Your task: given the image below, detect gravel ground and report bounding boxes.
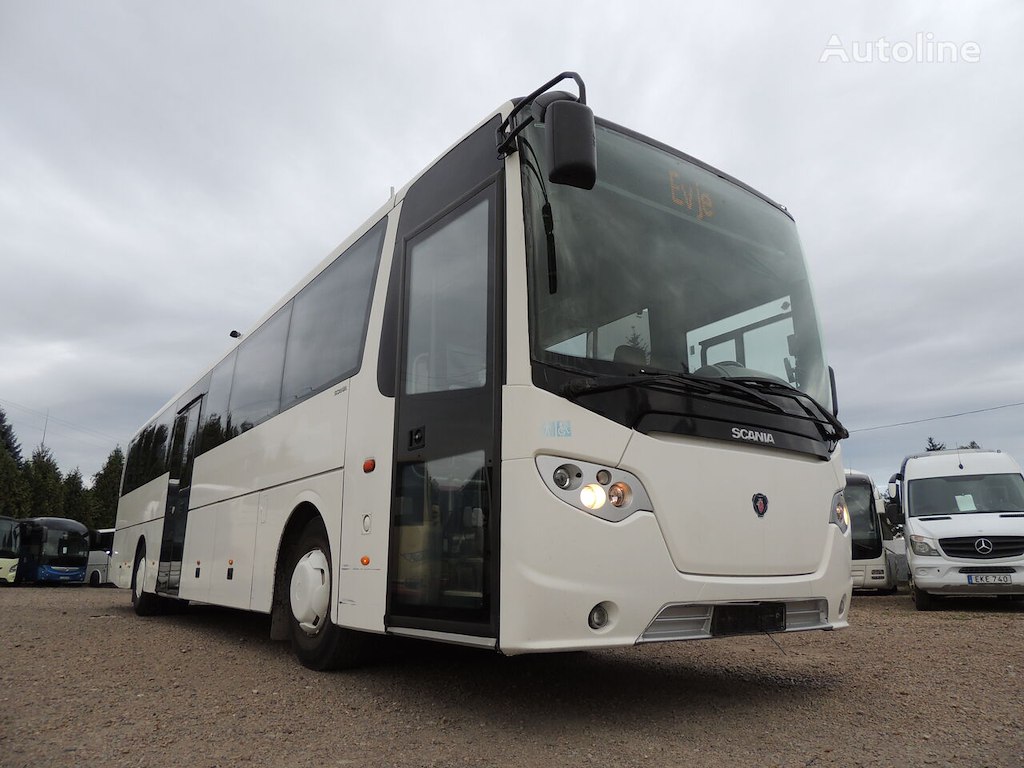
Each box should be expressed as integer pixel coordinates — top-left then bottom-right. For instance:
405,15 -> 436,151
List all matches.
2,586 -> 1022,768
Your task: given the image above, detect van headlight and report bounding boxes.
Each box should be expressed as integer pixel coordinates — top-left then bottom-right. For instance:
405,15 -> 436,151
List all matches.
909,535 -> 941,557
830,491 -> 849,534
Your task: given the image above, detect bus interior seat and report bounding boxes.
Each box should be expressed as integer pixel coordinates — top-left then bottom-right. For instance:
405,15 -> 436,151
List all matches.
614,345 -> 646,367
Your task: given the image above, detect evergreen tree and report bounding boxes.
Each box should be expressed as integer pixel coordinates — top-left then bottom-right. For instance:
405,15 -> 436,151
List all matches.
63,468 -> 95,527
925,437 -> 946,452
90,446 -> 124,529
0,406 -> 22,466
0,447 -> 29,517
23,445 -> 64,518
959,441 -> 982,449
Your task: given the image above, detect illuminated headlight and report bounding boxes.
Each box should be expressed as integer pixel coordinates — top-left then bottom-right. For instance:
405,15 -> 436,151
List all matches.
580,484 -> 607,510
536,455 -> 653,523
909,535 -> 941,557
829,491 -> 849,533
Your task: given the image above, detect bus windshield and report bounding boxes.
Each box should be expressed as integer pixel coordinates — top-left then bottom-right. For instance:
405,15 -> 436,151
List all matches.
0,517 -> 18,559
908,473 -> 1024,517
521,121 -> 831,410
41,527 -> 90,565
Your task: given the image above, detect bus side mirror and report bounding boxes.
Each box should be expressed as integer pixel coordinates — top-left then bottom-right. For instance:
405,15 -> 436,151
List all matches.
884,497 -> 904,526
545,99 -> 597,190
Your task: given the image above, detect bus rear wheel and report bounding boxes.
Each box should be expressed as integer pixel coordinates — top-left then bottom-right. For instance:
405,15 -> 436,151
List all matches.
287,518 -> 369,670
131,548 -> 163,616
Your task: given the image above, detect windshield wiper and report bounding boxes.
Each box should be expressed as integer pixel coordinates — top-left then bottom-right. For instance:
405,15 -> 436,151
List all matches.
560,370 -> 788,414
721,376 -> 849,440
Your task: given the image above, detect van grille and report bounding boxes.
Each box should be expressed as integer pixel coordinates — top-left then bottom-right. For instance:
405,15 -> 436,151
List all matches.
939,536 -> 1024,559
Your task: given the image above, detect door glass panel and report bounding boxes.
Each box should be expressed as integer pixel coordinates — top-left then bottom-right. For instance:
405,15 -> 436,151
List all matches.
392,451 -> 488,614
404,199 -> 490,394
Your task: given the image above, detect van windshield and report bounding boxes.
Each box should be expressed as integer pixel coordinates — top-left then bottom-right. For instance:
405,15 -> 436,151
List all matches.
846,480 -> 883,559
907,473 -> 1024,517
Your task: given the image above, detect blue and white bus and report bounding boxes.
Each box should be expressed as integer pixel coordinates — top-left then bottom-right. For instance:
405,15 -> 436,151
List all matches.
16,517 -> 89,584
113,72 -> 852,669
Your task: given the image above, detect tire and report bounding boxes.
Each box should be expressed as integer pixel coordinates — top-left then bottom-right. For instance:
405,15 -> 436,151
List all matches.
89,570 -> 101,587
286,518 -> 370,670
912,582 -> 937,611
131,547 -> 163,616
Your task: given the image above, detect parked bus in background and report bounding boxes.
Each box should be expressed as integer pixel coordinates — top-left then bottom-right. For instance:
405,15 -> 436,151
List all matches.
16,517 -> 89,584
845,470 -> 896,593
87,528 -> 115,586
888,449 -> 1024,610
0,516 -> 19,584
113,72 -> 852,670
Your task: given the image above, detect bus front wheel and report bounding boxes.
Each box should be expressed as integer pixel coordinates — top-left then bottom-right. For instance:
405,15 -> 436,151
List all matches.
287,518 -> 369,670
131,548 -> 163,616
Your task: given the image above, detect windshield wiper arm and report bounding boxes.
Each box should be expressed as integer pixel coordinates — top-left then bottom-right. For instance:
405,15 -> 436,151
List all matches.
560,370 -> 788,414
724,377 -> 849,440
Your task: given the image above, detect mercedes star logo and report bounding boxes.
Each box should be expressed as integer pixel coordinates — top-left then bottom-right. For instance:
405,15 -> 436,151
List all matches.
974,538 -> 994,555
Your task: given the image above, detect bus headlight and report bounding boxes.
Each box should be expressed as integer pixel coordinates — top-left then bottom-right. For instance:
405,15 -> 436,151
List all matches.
909,535 -> 941,557
580,483 -> 607,510
536,455 -> 653,523
830,491 -> 849,534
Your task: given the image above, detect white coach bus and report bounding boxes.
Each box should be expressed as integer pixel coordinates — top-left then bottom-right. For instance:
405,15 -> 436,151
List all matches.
112,72 -> 852,669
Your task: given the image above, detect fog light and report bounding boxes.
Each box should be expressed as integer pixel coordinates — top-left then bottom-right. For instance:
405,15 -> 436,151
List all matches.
580,484 -> 607,510
608,482 -> 632,508
588,603 -> 609,629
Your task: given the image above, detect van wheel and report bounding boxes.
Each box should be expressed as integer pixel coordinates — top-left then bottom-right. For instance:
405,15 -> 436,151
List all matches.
89,570 -> 101,587
287,518 -> 370,670
131,548 -> 163,616
912,583 -> 936,611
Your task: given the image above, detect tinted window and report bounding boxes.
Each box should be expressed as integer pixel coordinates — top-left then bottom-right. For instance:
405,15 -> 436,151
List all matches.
405,197 -> 490,394
228,304 -> 291,433
282,221 -> 385,406
198,350 -> 236,454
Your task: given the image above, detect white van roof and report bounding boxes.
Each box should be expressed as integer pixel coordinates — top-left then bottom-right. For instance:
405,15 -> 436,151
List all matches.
899,449 -> 1022,481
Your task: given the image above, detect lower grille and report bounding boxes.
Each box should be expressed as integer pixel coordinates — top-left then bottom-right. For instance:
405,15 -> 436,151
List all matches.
639,598 -> 828,643
958,566 -> 1016,574
940,536 -> 1024,559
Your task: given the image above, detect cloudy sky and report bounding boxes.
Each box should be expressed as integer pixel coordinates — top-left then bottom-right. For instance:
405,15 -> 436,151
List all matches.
2,1 -> 1021,489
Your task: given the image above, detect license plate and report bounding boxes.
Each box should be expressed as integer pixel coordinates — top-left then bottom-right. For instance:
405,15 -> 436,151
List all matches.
967,574 -> 1012,584
711,603 -> 786,636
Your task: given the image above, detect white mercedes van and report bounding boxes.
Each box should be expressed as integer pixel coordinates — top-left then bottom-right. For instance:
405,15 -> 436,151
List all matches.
888,449 -> 1024,610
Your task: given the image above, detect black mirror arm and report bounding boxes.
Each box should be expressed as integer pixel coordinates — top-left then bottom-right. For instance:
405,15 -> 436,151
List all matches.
497,71 -> 587,157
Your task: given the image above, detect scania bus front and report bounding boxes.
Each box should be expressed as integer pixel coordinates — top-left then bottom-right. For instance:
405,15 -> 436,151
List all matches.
499,79 -> 851,652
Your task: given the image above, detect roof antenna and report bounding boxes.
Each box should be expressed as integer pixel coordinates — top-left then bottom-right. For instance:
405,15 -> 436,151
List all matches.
956,443 -> 964,470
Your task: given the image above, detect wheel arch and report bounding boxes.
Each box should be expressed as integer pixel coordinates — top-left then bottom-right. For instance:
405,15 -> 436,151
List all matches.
270,501 -> 325,640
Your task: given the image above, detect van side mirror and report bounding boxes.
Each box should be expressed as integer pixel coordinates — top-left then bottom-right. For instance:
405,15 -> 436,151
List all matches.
545,98 -> 597,190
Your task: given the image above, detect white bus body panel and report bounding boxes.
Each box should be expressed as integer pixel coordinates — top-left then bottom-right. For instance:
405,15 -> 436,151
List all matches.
498,386 -> 851,653
111,475 -> 169,590
903,451 -> 1024,596
334,206 -> 399,634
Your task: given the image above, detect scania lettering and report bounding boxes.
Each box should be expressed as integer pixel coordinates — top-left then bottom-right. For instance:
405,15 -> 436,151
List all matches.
732,428 -> 777,445
113,72 -> 852,669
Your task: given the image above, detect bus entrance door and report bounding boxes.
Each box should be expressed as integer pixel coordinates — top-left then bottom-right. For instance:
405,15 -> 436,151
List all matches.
157,397 -> 202,595
387,183 -> 500,638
